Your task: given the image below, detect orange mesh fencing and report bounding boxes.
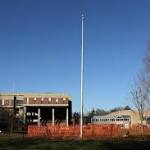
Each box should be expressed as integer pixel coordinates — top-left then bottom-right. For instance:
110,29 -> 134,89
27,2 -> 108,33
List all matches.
28,124 -> 150,139
28,124 -> 119,139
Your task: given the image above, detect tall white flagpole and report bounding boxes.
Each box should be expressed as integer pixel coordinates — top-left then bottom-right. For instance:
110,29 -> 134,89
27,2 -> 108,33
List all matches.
80,14 -> 84,139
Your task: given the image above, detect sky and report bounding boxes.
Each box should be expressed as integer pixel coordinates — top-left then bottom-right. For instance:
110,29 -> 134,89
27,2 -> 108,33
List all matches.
0,0 -> 150,112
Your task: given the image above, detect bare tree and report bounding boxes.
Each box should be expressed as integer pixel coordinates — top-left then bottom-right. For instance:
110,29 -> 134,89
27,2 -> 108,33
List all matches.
131,42 -> 150,128
143,42 -> 150,109
131,75 -> 147,126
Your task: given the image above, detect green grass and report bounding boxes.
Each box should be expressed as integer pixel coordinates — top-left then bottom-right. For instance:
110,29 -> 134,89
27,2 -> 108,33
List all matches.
0,137 -> 150,150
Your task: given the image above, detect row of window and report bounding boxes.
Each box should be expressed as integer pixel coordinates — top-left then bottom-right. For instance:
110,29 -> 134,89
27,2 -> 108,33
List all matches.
144,117 -> 150,121
26,97 -> 67,101
0,97 -> 69,106
25,97 -> 68,105
92,118 -> 130,122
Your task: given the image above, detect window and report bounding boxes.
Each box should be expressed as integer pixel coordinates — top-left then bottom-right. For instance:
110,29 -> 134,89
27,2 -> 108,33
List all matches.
16,100 -> 23,106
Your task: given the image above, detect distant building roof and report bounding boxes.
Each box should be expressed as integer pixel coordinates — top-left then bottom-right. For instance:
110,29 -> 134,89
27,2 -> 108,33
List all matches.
0,92 -> 71,99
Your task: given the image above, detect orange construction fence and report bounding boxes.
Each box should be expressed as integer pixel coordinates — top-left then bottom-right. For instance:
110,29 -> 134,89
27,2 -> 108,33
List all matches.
28,124 -> 150,139
28,124 -> 143,139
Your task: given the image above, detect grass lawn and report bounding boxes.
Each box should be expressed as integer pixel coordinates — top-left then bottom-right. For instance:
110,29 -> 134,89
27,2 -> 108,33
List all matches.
0,137 -> 150,150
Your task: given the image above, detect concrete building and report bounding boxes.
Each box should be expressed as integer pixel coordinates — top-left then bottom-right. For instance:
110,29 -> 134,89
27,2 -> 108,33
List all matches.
0,92 -> 72,126
91,110 -> 150,128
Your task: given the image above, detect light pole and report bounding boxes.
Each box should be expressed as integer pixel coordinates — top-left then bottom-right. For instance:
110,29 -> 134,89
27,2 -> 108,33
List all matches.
80,14 -> 84,139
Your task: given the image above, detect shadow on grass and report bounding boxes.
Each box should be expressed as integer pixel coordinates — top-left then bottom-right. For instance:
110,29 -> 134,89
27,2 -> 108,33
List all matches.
0,137 -> 150,150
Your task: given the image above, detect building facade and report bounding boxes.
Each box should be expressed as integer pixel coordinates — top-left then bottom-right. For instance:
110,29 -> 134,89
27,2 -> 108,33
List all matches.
91,110 -> 150,128
0,93 -> 72,126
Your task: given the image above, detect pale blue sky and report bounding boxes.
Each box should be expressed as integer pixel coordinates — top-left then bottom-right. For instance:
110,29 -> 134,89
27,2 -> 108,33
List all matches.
0,0 -> 149,112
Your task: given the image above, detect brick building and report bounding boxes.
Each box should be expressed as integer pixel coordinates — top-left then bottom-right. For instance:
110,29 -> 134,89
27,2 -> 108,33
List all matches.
0,92 -> 72,126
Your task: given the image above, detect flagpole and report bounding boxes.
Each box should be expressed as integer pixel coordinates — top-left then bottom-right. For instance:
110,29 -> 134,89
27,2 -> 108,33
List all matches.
80,14 -> 84,139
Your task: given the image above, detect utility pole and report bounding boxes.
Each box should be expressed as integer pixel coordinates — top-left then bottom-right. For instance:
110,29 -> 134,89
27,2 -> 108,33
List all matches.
80,14 -> 84,139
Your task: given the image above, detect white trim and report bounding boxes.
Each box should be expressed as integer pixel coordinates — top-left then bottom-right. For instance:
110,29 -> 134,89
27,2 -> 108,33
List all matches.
23,104 -> 68,107
49,98 -> 51,102
0,93 -> 71,100
66,108 -> 69,127
52,108 -> 55,126
38,108 -> 41,126
27,97 -> 29,104
2,99 -> 4,105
